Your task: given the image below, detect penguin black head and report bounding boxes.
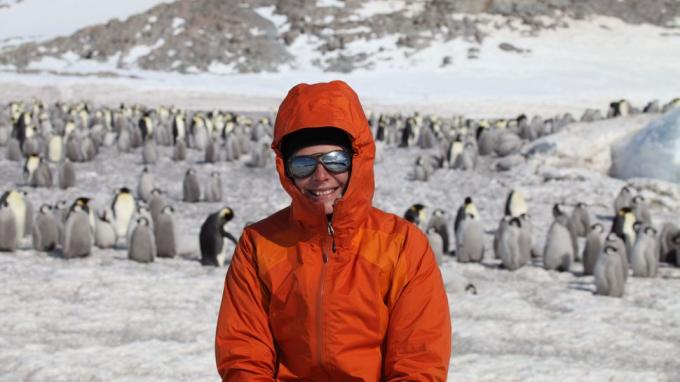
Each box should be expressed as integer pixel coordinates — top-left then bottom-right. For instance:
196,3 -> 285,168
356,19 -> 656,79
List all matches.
39,204 -> 52,213
464,197 -> 473,205
591,223 -> 604,232
604,245 -> 617,255
509,217 -> 522,228
552,204 -> 563,217
137,216 -> 150,226
161,205 -> 175,214
150,188 -> 163,196
632,195 -> 644,204
119,187 -> 131,194
219,207 -> 234,222
644,226 -> 657,236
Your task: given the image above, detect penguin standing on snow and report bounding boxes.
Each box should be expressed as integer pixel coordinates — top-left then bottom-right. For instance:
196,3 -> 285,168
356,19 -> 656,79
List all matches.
58,159 -> 76,189
0,190 -> 27,243
543,206 -> 574,272
204,171 -> 223,202
455,213 -> 484,263
63,202 -> 93,259
613,186 -> 633,214
631,225 -> 658,278
454,197 -> 479,235
111,187 -> 136,239
582,223 -> 604,275
128,216 -> 156,263
594,245 -> 625,298
95,208 -> 117,249
155,205 -> 177,258
200,207 -> 238,266
32,204 -> 59,252
570,202 -> 591,238
500,217 -> 528,270
427,208 -> 450,254
138,167 -> 154,203
183,168 -> 201,203
0,200 -> 18,251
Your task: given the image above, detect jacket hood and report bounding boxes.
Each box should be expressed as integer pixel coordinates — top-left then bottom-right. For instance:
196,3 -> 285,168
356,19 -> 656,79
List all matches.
272,80 -> 375,242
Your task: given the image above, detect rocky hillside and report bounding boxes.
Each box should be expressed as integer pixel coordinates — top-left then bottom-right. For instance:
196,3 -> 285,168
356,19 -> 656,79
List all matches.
0,0 -> 678,74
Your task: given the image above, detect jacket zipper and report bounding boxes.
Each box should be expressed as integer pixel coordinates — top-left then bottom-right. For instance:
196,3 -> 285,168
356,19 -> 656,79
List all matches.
316,220 -> 336,371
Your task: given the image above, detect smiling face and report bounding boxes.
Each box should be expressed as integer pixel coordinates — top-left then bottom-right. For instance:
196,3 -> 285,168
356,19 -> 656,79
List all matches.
291,144 -> 350,215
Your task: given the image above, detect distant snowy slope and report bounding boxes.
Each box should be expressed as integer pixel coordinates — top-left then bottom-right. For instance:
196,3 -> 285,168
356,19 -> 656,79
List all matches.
0,0 -> 176,50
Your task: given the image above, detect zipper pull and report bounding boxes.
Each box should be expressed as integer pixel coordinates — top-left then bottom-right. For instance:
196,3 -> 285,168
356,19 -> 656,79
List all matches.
327,220 -> 337,253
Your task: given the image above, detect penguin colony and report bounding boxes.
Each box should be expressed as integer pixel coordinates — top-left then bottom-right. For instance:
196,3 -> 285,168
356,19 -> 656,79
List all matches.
0,98 -> 678,296
0,100 -> 263,265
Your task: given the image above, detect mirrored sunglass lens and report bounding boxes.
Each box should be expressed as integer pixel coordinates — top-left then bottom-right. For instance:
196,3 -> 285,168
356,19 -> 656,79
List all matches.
321,151 -> 351,173
289,157 -> 317,177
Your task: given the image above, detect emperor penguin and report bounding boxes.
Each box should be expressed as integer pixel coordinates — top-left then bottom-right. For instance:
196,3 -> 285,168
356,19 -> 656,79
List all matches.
138,167 -> 154,203
172,114 -> 186,144
611,207 -> 637,259
47,134 -> 64,162
613,186 -> 633,214
142,140 -> 158,165
427,208 -> 450,254
493,215 -> 511,259
128,216 -> 156,263
223,132 -> 241,161
94,208 -> 117,249
518,213 -> 534,260
658,222 -> 679,264
111,187 -> 136,239
148,188 -> 167,225
117,126 -> 132,153
605,232 -> 629,281
200,207 -> 238,266
500,217 -> 528,270
6,138 -> 22,162
58,159 -> 76,189
68,197 -> 96,232
183,168 -> 201,203
631,195 -> 652,226
204,171 -> 223,203
23,155 -> 40,184
28,156 -> 53,188
125,204 -> 154,246
173,138 -> 187,161
0,200 -> 18,251
204,138 -> 219,163
0,190 -> 27,243
427,227 -> 444,265
32,204 -> 59,252
504,190 -> 528,218
412,156 -> 430,182
455,213 -> 484,263
454,197 -> 479,235
494,132 -> 522,157
404,203 -> 427,231
570,202 -> 591,238
138,115 -> 154,141
594,245 -> 626,298
631,225 -> 658,278
446,136 -> 464,169
553,204 -> 579,259
543,214 -> 574,272
155,205 -> 177,258
63,202 -> 93,259
582,223 -> 604,275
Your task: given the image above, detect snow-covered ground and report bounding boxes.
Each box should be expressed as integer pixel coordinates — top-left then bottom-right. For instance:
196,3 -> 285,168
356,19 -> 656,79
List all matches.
0,1 -> 679,381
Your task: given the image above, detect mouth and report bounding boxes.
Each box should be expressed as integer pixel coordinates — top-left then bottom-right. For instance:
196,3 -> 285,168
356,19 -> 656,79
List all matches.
304,187 -> 340,200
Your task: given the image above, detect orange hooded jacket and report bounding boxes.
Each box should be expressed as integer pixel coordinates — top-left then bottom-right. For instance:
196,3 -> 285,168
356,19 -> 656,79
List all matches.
215,80 -> 451,381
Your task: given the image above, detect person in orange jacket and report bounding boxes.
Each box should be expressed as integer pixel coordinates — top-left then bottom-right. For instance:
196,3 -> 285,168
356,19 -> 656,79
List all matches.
215,80 -> 451,381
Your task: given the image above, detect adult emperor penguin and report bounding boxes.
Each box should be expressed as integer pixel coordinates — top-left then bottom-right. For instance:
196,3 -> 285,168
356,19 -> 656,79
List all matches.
454,197 -> 479,235
204,171 -> 223,202
500,217 -> 528,270
611,207 -> 637,258
63,202 -> 93,259
504,189 -> 528,218
582,223 -> 604,275
138,114 -> 154,141
403,203 -> 427,231
543,212 -> 574,272
58,159 -> 76,189
0,200 -> 18,251
493,215 -> 510,260
111,187 -> 136,239
427,208 -> 450,254
172,114 -> 186,144
631,225 -> 658,278
94,208 -> 117,249
570,202 -> 591,238
155,205 -> 177,258
199,207 -> 237,266
631,195 -> 652,226
594,245 -> 626,297
138,167 -> 154,203
32,204 -> 59,252
128,216 -> 156,263
0,190 -> 27,243
183,168 -> 201,203
613,186 -> 633,214
23,155 -> 40,184
456,213 -> 484,263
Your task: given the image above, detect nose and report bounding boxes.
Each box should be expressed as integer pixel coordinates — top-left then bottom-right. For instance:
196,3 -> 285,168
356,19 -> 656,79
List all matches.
311,163 -> 330,180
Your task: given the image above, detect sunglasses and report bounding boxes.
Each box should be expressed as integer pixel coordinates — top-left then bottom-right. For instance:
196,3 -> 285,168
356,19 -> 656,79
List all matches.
287,150 -> 352,179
